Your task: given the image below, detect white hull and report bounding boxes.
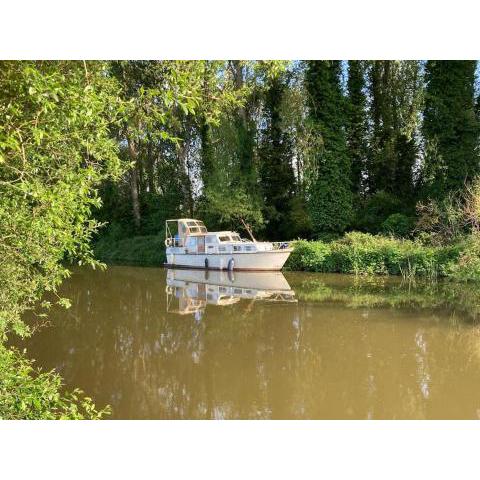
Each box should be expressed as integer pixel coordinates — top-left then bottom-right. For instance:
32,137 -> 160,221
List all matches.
166,250 -> 292,271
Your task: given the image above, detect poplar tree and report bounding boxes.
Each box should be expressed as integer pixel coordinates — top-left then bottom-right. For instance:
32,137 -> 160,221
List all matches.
346,60 -> 368,195
366,61 -> 420,205
305,60 -> 353,235
422,60 -> 480,198
258,73 -> 296,239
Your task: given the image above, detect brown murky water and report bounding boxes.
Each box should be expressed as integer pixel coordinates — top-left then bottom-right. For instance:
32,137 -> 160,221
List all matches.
19,266 -> 480,419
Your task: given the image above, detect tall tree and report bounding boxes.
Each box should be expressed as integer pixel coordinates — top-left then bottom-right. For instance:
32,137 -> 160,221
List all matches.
422,60 -> 480,198
305,60 -> 353,236
110,61 -> 202,230
347,60 -> 368,195
258,73 -> 296,239
366,61 -> 421,205
230,60 -> 256,194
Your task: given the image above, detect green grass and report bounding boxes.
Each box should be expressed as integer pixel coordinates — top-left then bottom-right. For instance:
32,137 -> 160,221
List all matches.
94,235 -> 167,266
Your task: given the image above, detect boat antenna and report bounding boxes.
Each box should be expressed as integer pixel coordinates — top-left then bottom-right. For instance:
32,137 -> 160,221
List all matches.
240,218 -> 256,242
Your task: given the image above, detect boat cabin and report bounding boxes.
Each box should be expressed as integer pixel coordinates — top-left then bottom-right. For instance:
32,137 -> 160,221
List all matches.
165,218 -> 260,254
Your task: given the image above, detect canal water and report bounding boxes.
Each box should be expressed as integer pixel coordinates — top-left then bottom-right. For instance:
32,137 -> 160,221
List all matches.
19,266 -> 480,419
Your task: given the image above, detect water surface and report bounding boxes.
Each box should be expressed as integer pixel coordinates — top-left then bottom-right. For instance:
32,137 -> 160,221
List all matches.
20,266 -> 480,419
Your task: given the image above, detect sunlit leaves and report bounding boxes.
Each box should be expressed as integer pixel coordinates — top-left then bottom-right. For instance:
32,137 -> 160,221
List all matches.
0,61 -> 125,337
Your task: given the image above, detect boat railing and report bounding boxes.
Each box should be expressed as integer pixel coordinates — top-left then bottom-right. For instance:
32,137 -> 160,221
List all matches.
165,236 -> 184,248
271,241 -> 291,250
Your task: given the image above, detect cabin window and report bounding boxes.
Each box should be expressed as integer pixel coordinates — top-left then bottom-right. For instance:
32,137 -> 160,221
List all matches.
189,227 -> 199,233
245,246 -> 253,251
199,227 -> 207,233
187,221 -> 197,227
186,237 -> 197,248
219,246 -> 226,252
233,246 -> 242,252
231,235 -> 241,241
206,235 -> 216,244
219,235 -> 231,242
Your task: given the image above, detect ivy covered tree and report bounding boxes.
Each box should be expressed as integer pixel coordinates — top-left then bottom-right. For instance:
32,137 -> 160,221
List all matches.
422,60 -> 480,199
305,60 -> 353,236
347,60 -> 368,195
258,72 -> 296,239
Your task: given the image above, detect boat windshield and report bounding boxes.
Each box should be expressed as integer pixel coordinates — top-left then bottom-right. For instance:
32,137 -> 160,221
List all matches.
186,220 -> 207,233
231,235 -> 241,241
219,235 -> 231,242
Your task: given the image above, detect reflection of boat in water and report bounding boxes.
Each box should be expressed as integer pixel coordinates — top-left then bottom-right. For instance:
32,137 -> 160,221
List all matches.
166,268 -> 296,315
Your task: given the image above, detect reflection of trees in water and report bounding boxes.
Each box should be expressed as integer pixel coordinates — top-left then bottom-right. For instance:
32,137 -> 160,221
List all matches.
287,272 -> 480,322
20,266 -> 480,419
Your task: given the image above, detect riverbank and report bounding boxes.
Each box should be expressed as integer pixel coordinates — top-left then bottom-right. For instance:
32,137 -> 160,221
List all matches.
94,235 -> 167,266
284,232 -> 463,279
94,231 -> 480,282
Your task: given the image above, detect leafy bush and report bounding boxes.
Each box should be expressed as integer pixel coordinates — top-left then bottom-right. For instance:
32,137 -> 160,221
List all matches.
285,240 -> 332,272
415,193 -> 466,245
286,232 -> 462,279
445,234 -> 480,281
353,191 -> 406,233
0,345 -> 110,420
381,213 -> 413,238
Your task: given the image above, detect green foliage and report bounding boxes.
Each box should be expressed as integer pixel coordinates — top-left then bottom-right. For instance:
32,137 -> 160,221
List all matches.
0,345 -> 110,419
415,175 -> 480,245
305,61 -> 353,235
353,191 -> 405,233
415,192 -> 466,245
422,60 -> 480,199
198,187 -> 263,234
445,233 -> 480,282
284,240 -> 332,272
285,232 -> 461,278
258,73 -> 296,239
94,234 -> 167,266
381,213 -> 414,238
367,61 -> 422,203
347,61 -> 368,195
0,61 -> 124,337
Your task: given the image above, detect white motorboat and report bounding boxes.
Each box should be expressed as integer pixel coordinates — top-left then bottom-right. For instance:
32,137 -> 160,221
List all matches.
164,219 -> 292,271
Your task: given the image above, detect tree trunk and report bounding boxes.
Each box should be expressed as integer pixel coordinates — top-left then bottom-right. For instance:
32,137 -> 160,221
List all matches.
232,60 -> 247,124
146,136 -> 155,194
128,138 -> 141,229
178,130 -> 194,216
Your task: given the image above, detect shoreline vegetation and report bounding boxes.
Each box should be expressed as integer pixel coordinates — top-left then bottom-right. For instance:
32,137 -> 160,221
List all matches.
285,233 -> 472,281
94,230 -> 480,283
0,344 -> 110,420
